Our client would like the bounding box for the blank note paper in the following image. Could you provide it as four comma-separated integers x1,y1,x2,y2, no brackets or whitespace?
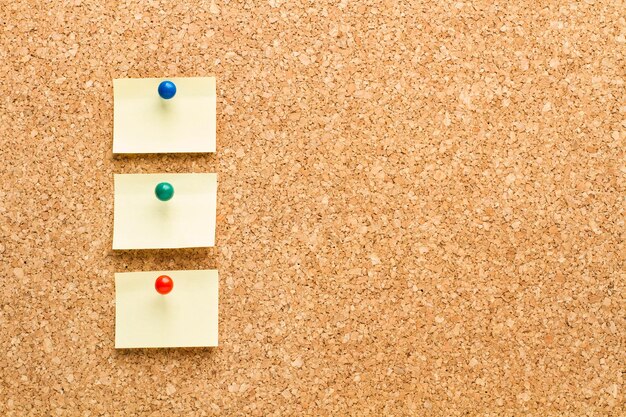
113,173,217,249
115,270,218,349
113,77,216,154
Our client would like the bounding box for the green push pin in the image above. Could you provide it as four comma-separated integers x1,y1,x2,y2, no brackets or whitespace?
155,182,174,201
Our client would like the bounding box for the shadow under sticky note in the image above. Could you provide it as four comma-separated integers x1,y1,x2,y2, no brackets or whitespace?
113,173,217,249
113,77,216,154
115,270,218,349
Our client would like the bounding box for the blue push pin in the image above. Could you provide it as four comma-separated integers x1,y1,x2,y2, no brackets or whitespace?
158,80,176,100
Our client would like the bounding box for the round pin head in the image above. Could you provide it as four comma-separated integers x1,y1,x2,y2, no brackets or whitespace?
155,182,174,201
155,275,174,295
158,80,177,99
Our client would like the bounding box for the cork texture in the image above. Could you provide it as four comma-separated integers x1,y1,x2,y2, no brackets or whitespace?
1,1,624,415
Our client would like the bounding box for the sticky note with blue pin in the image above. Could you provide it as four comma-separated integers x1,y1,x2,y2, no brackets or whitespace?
113,77,216,153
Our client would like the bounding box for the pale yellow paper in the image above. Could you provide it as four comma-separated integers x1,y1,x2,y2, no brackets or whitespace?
113,77,216,154
113,173,217,249
115,270,218,349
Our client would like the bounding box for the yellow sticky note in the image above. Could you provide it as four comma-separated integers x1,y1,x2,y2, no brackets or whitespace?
115,270,218,349
113,77,216,154
113,173,217,249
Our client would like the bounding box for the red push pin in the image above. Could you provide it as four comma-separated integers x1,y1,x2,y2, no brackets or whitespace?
155,275,174,295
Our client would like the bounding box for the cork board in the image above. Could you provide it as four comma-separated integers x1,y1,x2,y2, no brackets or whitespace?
1,1,624,415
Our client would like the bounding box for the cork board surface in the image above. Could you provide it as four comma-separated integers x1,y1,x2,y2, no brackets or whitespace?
1,1,624,415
